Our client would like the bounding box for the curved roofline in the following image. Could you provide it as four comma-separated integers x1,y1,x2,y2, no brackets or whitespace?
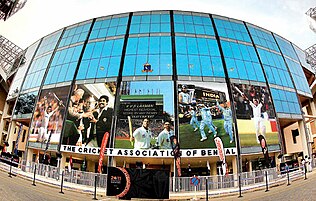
25,9,311,74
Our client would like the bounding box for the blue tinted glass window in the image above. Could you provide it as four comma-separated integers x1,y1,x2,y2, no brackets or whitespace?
59,22,92,48
214,18,250,42
257,48,294,88
285,58,311,95
271,87,301,115
36,31,62,56
21,54,53,91
122,36,172,77
130,12,170,34
86,59,99,79
275,35,299,61
293,45,310,68
43,45,83,85
77,39,123,80
247,25,278,51
174,13,214,36
175,36,224,77
90,15,128,40
220,40,264,82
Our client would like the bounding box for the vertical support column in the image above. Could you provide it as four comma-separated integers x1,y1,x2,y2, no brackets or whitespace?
7,120,16,153
210,15,243,198
111,157,117,167
298,120,310,160
26,148,34,171
108,12,133,168
308,99,316,115
211,162,217,175
0,102,10,141
308,99,316,167
232,156,238,187
248,160,253,172
170,11,180,192
59,153,66,171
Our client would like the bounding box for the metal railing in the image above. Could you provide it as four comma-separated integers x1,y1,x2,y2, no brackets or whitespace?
18,160,108,188
0,157,307,194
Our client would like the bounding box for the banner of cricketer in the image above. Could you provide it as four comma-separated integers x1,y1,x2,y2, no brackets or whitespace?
114,81,175,150
231,83,279,150
28,86,70,150
61,82,116,148
178,81,237,150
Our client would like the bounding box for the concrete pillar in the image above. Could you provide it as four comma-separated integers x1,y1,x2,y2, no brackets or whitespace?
309,99,316,115
60,153,67,171
232,156,238,174
273,154,279,169
308,100,316,167
26,148,34,171
248,160,253,172
7,121,16,153
211,162,217,175
0,102,10,143
298,120,311,160
87,159,95,172
232,156,238,187
112,157,116,167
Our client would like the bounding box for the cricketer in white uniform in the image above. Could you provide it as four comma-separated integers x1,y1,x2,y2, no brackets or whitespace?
249,99,266,143
38,106,57,142
133,118,152,149
156,121,174,149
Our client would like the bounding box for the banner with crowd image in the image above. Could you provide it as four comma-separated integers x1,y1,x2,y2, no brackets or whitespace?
61,82,116,148
114,81,175,150
231,83,279,153
28,86,70,150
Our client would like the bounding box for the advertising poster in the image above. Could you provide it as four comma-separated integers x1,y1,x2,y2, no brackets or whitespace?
28,86,70,150
61,82,116,149
114,81,174,150
231,83,279,150
178,81,236,151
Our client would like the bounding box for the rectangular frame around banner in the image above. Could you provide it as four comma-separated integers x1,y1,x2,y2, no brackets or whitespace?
61,82,116,149
28,86,70,150
231,83,280,152
114,81,175,150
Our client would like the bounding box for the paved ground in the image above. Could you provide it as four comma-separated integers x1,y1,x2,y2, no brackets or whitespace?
209,171,316,201
0,170,103,201
0,167,315,201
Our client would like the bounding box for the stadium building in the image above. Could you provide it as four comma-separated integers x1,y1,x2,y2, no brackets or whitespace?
1,10,315,178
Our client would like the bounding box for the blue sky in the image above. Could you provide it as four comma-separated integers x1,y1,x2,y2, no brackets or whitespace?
0,0,315,50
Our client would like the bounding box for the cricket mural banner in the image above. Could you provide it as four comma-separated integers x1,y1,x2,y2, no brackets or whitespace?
231,83,280,154
114,81,175,150
28,86,70,150
178,81,237,151
61,82,116,149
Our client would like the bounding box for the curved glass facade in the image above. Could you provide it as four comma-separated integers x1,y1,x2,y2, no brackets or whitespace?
12,11,312,160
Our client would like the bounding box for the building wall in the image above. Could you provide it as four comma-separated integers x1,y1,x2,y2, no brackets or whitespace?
283,122,303,154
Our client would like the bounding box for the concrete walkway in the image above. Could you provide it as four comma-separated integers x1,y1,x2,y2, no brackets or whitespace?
0,162,312,200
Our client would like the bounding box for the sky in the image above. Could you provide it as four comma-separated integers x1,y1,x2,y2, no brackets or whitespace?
0,0,315,50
